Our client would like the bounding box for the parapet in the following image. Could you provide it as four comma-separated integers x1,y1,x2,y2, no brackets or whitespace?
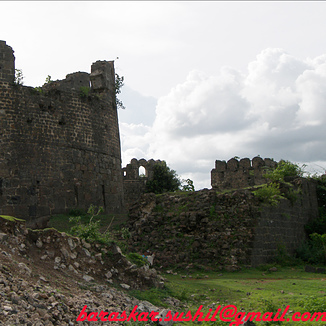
0,40,15,84
211,157,277,190
122,158,162,181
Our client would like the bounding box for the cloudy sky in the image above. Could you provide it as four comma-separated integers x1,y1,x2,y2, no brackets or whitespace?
1,1,326,189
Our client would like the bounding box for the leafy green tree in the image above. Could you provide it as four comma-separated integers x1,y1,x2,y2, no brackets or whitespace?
146,161,181,194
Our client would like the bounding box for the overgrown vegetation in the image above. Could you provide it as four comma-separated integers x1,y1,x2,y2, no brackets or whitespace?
296,175,326,265
253,182,283,206
79,86,90,98
145,161,195,194
264,160,305,182
68,205,112,245
125,252,148,267
253,160,305,206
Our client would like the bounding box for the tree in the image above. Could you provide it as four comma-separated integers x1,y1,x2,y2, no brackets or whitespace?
181,178,195,192
115,73,125,110
146,161,181,194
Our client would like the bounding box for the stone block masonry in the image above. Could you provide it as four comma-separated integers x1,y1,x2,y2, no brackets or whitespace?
0,41,124,226
211,156,277,191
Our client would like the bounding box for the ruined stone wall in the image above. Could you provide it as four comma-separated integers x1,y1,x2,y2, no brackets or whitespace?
211,157,277,191
0,41,124,225
251,178,318,265
122,158,162,208
127,178,318,269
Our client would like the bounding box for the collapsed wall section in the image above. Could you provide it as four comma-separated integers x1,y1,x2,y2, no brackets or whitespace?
0,41,124,225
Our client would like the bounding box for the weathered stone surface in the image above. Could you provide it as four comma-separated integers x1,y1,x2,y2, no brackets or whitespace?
127,179,318,268
0,41,125,223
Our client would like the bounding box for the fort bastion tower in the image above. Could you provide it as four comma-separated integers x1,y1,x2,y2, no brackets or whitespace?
0,41,124,225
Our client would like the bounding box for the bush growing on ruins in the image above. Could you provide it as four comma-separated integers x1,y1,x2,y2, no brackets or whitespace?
253,183,283,206
146,161,181,194
79,86,90,98
14,69,24,85
69,205,110,244
126,252,148,267
265,160,305,182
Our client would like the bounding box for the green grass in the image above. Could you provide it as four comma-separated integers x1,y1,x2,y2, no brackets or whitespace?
0,215,25,222
132,267,326,326
48,212,128,234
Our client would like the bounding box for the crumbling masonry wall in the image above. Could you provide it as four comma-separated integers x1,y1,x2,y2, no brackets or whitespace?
122,158,163,208
0,41,124,225
211,157,277,191
127,178,318,268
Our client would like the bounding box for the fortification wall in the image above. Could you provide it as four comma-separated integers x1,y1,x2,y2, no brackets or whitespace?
127,178,318,268
211,157,277,191
122,158,162,208
0,41,124,225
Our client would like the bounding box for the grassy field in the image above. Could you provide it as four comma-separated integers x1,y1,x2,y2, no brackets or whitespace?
130,266,326,326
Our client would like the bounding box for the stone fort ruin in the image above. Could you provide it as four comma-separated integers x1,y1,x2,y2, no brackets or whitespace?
211,156,277,191
0,41,124,225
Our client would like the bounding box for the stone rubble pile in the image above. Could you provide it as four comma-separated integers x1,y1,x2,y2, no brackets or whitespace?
0,216,169,325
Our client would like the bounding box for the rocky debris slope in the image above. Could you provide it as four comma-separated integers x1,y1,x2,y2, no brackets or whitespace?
0,215,166,325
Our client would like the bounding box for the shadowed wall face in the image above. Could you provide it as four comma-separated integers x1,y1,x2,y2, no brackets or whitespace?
0,41,124,224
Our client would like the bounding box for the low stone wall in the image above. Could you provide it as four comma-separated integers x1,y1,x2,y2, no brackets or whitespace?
127,178,318,269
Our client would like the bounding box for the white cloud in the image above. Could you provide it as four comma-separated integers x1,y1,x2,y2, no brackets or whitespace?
120,48,326,189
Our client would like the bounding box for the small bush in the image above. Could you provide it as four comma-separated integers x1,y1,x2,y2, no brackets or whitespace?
80,86,90,98
296,233,326,265
69,205,111,245
126,253,148,267
253,183,282,206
